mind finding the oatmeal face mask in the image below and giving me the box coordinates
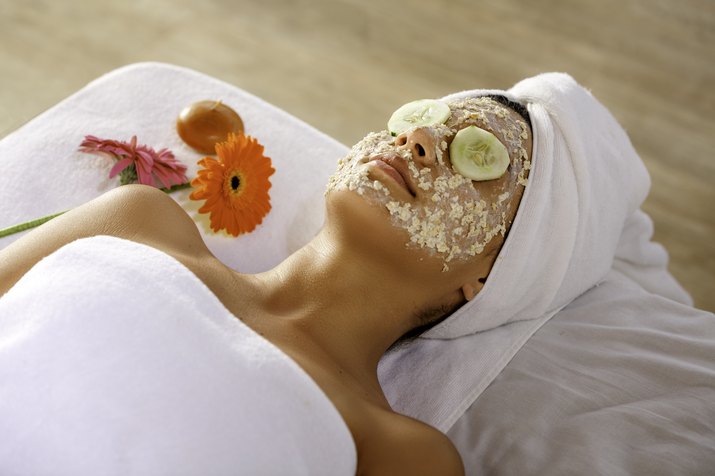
[326,97,531,271]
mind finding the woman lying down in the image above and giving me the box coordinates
[0,73,656,475]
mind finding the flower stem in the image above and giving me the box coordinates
[160,182,192,193]
[0,211,69,238]
[0,183,193,239]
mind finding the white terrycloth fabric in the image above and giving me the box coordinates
[0,235,357,476]
[0,64,695,436]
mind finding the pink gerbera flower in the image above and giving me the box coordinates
[79,135,188,188]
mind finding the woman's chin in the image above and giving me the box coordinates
[325,188,401,247]
[323,187,446,276]
[326,187,389,228]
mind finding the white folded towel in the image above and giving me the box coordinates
[0,62,347,274]
[0,235,356,476]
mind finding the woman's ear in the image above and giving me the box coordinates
[461,277,487,301]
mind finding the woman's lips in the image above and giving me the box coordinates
[372,160,407,187]
[368,157,416,197]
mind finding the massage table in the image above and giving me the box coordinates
[1,63,713,475]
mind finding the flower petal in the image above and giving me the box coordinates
[108,158,134,178]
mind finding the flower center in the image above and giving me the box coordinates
[226,171,244,196]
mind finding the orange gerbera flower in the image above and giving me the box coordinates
[189,133,275,236]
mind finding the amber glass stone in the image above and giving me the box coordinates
[176,100,244,154]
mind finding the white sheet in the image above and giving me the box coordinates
[447,268,715,475]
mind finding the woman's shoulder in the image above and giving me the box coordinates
[0,185,208,295]
[356,404,465,476]
[88,185,221,274]
[274,355,465,476]
[107,185,211,256]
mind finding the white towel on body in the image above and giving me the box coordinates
[0,235,357,476]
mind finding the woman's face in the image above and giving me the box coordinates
[325,97,532,275]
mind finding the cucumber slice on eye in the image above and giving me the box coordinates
[449,126,510,181]
[387,99,451,136]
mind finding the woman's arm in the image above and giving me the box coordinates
[0,184,202,296]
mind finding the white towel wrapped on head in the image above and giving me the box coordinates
[430,73,663,337]
[378,73,692,431]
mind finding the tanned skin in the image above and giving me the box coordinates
[1,105,531,475]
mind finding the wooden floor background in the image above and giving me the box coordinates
[1,0,713,312]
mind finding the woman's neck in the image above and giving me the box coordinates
[234,228,427,400]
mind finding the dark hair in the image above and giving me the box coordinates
[485,94,531,129]
[387,291,477,352]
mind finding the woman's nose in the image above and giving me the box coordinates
[395,127,437,166]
